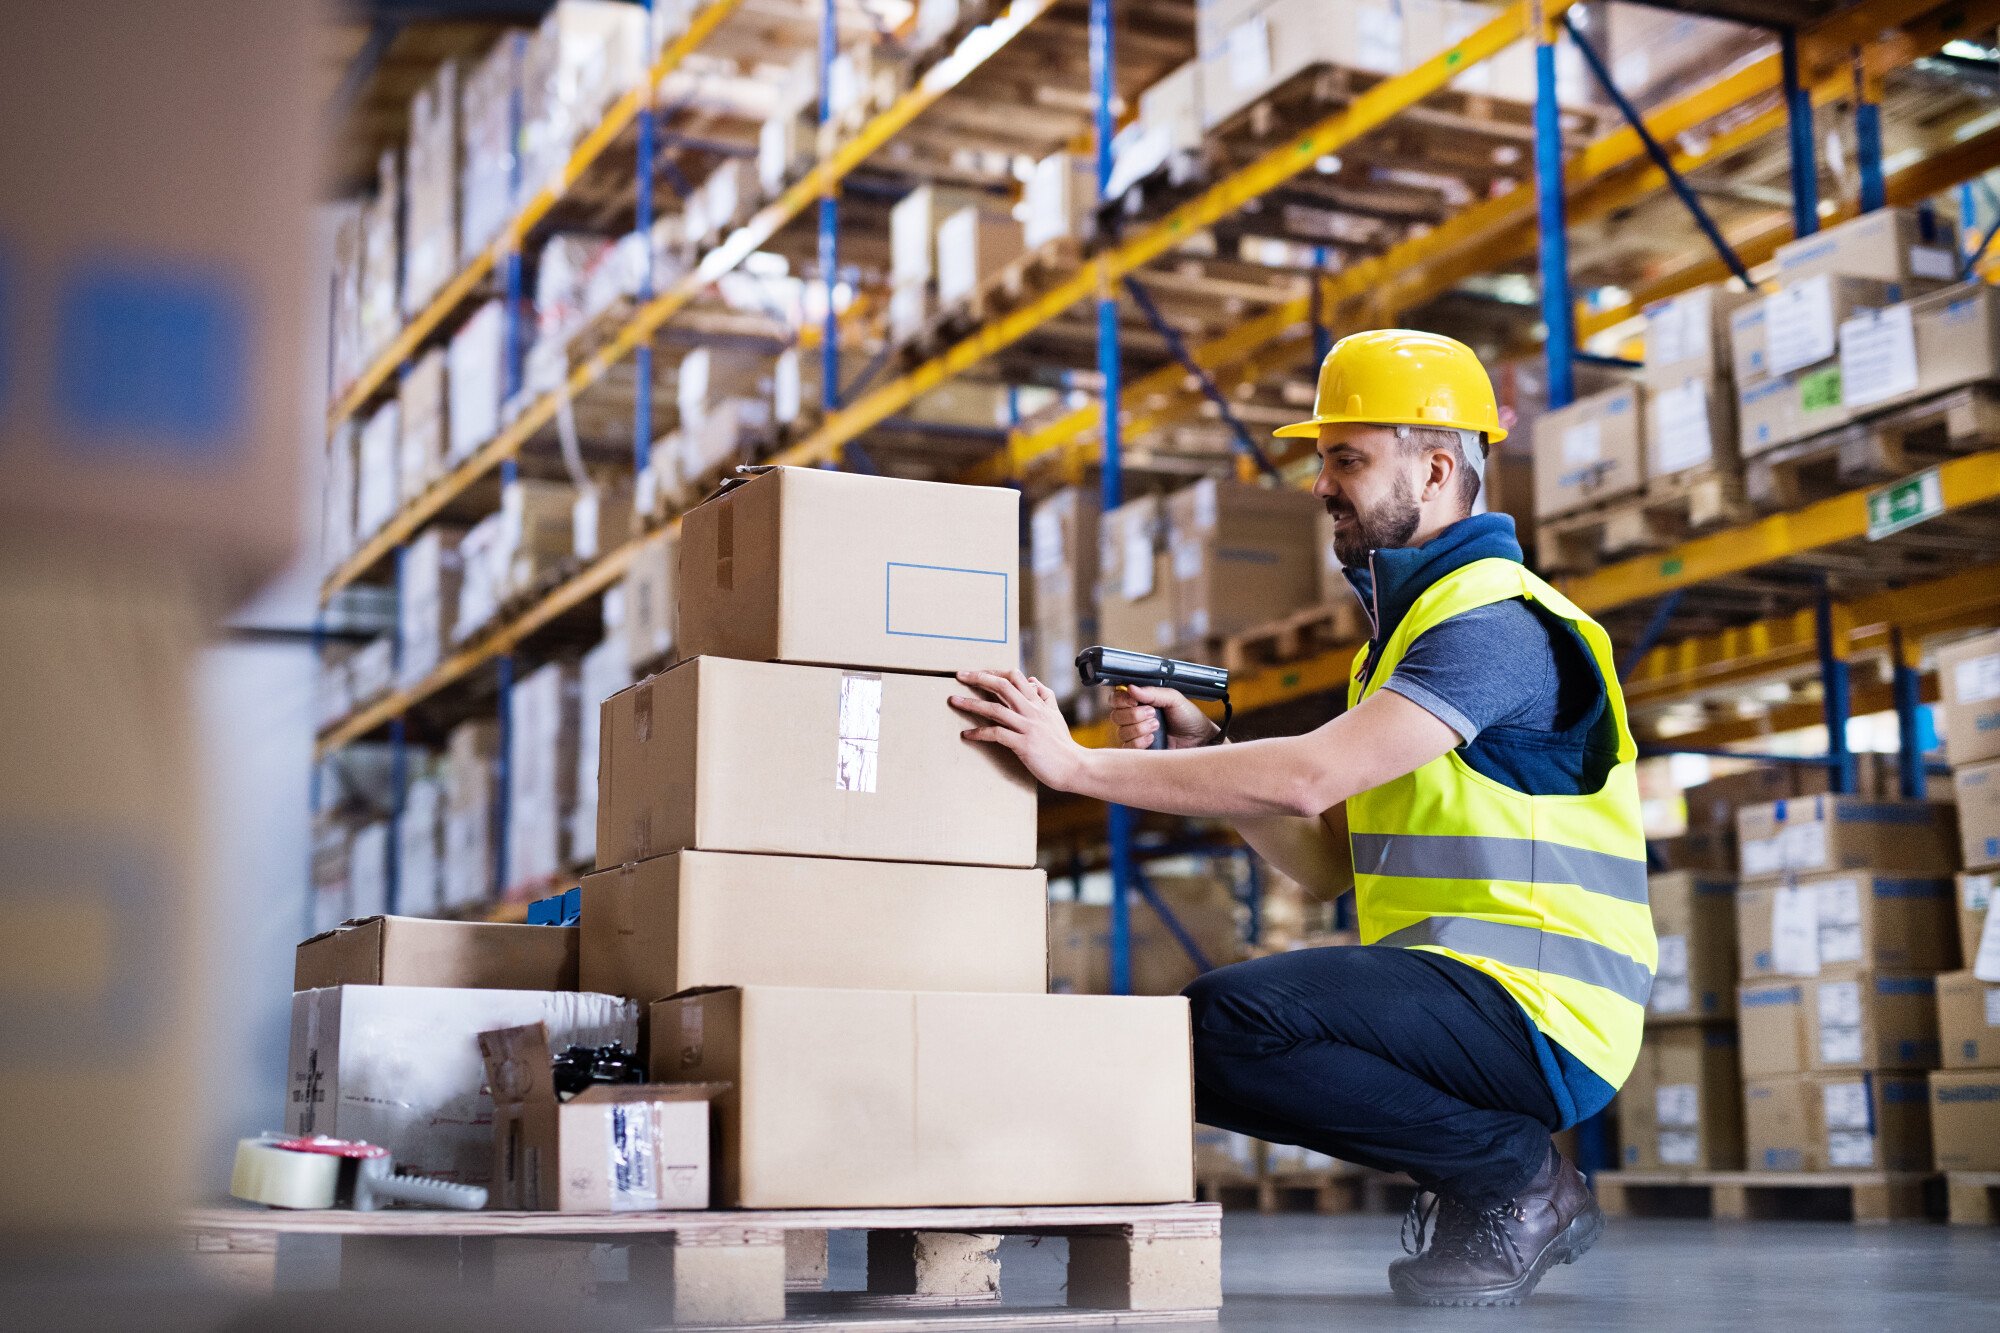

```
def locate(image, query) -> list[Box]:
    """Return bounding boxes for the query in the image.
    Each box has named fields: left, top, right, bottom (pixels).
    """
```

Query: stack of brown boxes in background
left=1932, top=629, right=2000, bottom=1173
left=1734, top=790, right=1959, bottom=1173
left=1027, top=487, right=1100, bottom=706
left=581, top=466, right=1195, bottom=1207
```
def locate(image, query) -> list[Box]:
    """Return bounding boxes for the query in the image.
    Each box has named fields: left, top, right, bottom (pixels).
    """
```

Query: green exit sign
left=1866, top=468, right=1944, bottom=541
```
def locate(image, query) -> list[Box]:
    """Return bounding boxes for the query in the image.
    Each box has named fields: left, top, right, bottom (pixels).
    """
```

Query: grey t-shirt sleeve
left=1380, top=599, right=1561, bottom=745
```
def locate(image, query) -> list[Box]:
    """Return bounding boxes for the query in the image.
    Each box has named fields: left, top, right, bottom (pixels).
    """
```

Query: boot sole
left=1389, top=1201, right=1606, bottom=1308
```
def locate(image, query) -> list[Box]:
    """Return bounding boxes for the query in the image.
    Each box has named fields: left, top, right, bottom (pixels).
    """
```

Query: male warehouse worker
left=951, top=330, right=1653, bottom=1309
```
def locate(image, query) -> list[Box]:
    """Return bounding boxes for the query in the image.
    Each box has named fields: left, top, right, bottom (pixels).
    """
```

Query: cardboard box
left=1643, top=282, right=1756, bottom=388
left=596, top=656, right=1037, bottom=869
left=651, top=987, right=1194, bottom=1207
left=1200, top=0, right=1404, bottom=130
left=1939, top=629, right=2000, bottom=767
left=1164, top=478, right=1321, bottom=645
left=1936, top=971, right=2000, bottom=1070
left=676, top=467, right=1020, bottom=675
left=1735, top=796, right=1959, bottom=884
left=448, top=299, right=506, bottom=461
left=398, top=526, right=464, bottom=690
left=1646, top=872, right=1737, bottom=1023
left=508, top=659, right=580, bottom=889
left=479, top=1022, right=718, bottom=1210
left=285, top=985, right=638, bottom=1185
left=1098, top=494, right=1179, bottom=654
left=580, top=851, right=1048, bottom=1002
left=1734, top=365, right=1849, bottom=457
left=1740, top=974, right=1940, bottom=1076
left=397, top=774, right=444, bottom=916
left=1929, top=1068, right=2000, bottom=1170
left=1028, top=489, right=1100, bottom=702
left=399, top=347, right=449, bottom=504
left=1737, top=873, right=1956, bottom=979
left=1649, top=827, right=1735, bottom=875
left=1909, top=281, right=2000, bottom=401
left=1772, top=206, right=1958, bottom=289
left=296, top=916, right=579, bottom=991
left=621, top=527, right=677, bottom=672
left=889, top=184, right=989, bottom=285
left=570, top=636, right=633, bottom=869
left=1959, top=872, right=1995, bottom=971
left=403, top=57, right=461, bottom=318
left=1533, top=383, right=1646, bottom=519
left=1617, top=1025, right=1743, bottom=1170
left=1728, top=275, right=1898, bottom=386
left=1024, top=150, right=1095, bottom=249
left=1953, top=759, right=2000, bottom=872
left=1744, top=1072, right=1932, bottom=1172
left=1645, top=371, right=1736, bottom=479
left=936, top=205, right=1025, bottom=308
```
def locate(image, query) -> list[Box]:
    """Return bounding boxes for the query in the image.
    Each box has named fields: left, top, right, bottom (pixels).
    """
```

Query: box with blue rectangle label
left=1745, top=1072, right=1932, bottom=1173
left=1952, top=758, right=2000, bottom=873
left=675, top=467, right=1020, bottom=675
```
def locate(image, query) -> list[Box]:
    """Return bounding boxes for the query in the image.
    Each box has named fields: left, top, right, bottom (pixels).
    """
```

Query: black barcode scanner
left=1075, top=645, right=1232, bottom=748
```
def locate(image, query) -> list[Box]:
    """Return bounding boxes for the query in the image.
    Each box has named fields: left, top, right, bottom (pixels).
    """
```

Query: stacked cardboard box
left=442, top=719, right=502, bottom=909
left=936, top=203, right=1024, bottom=312
left=460, top=33, right=521, bottom=258
left=1099, top=493, right=1179, bottom=656
left=584, top=466, right=1192, bottom=1207
left=330, top=200, right=369, bottom=398
left=516, top=1, right=646, bottom=198
left=1933, top=627, right=2000, bottom=1170
left=398, top=526, right=466, bottom=690
left=354, top=399, right=402, bottom=540
left=397, top=764, right=446, bottom=916
left=1533, top=380, right=1646, bottom=520
left=507, top=660, right=581, bottom=892
left=1943, top=630, right=2000, bottom=877
left=1024, top=151, right=1095, bottom=250
left=448, top=299, right=507, bottom=463
left=1198, top=0, right=1405, bottom=131
left=1642, top=284, right=1757, bottom=485
left=403, top=57, right=461, bottom=318
left=359, top=149, right=403, bottom=367
left=570, top=636, right=632, bottom=871
left=399, top=348, right=450, bottom=504
left=888, top=184, right=986, bottom=344
left=1734, top=793, right=1960, bottom=1173
left=322, top=421, right=359, bottom=577
left=1028, top=488, right=1099, bottom=703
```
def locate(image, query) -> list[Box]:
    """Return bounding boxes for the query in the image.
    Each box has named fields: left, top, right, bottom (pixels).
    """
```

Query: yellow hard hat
left=1273, top=329, right=1507, bottom=444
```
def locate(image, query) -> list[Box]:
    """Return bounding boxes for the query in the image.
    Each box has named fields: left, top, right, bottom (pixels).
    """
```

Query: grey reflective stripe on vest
left=1350, top=832, right=1649, bottom=905
left=1375, top=917, right=1654, bottom=1007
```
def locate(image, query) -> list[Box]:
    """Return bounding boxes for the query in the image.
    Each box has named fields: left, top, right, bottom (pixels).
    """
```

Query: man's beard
left=1326, top=472, right=1422, bottom=567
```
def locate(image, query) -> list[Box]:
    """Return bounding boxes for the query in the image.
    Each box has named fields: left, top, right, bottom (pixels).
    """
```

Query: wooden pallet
left=1745, top=384, right=2000, bottom=511
left=1195, top=1168, right=1403, bottom=1215
left=1220, top=603, right=1367, bottom=675
left=1592, top=1169, right=1941, bottom=1224
left=1945, top=1171, right=2000, bottom=1225
left=183, top=1202, right=1222, bottom=1328
left=1537, top=468, right=1750, bottom=574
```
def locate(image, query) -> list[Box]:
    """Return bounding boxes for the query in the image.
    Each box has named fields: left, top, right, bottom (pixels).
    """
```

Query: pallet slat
left=1592, top=1169, right=1941, bottom=1224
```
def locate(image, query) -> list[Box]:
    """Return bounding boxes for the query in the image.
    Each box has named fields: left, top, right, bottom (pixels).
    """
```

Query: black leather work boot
left=1387, top=1144, right=1604, bottom=1307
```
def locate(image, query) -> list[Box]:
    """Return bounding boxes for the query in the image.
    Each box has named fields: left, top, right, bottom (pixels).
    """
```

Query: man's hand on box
left=952, top=669, right=1087, bottom=792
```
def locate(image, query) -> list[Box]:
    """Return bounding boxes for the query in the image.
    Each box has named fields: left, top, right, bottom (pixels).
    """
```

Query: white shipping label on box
left=1658, top=1130, right=1700, bottom=1167
left=1839, top=305, right=1919, bottom=409
left=1561, top=419, right=1604, bottom=467
left=1976, top=899, right=2000, bottom=983
left=1772, top=885, right=1822, bottom=976
left=1122, top=526, right=1155, bottom=599
left=1357, top=8, right=1404, bottom=71
left=1656, top=1083, right=1700, bottom=1129
left=1815, top=878, right=1863, bottom=966
left=1818, top=980, right=1864, bottom=1064
left=1651, top=379, right=1714, bottom=474
left=835, top=672, right=882, bottom=793
left=1957, top=653, right=2000, bottom=706
left=1656, top=933, right=1689, bottom=979
left=1647, top=296, right=1709, bottom=368
left=1828, top=1130, right=1876, bottom=1168
left=1766, top=276, right=1838, bottom=375
left=1224, top=17, right=1272, bottom=93
left=1171, top=538, right=1203, bottom=581
left=1985, top=987, right=2000, bottom=1026
left=1822, top=1079, right=1872, bottom=1130
left=1031, top=509, right=1063, bottom=576
left=1911, top=245, right=1958, bottom=281
left=1650, top=977, right=1691, bottom=1015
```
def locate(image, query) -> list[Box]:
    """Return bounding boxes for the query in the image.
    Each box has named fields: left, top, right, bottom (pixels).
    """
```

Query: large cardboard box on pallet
left=1617, top=1024, right=1743, bottom=1170
left=1735, top=796, right=1959, bottom=885
left=1739, top=973, right=1940, bottom=1076
left=1533, top=383, right=1646, bottom=518
left=1939, top=628, right=2000, bottom=767
left=1098, top=494, right=1180, bottom=655
left=1953, top=759, right=2000, bottom=872
left=1937, top=971, right=2000, bottom=1070
left=1729, top=276, right=1899, bottom=455
left=1642, top=284, right=1758, bottom=479
left=1744, top=1071, right=1932, bottom=1172
left=1771, top=206, right=1959, bottom=290
left=1907, top=281, right=2000, bottom=400
left=650, top=986, right=1194, bottom=1207
left=1163, top=477, right=1321, bottom=646
left=596, top=657, right=1038, bottom=869
left=936, top=204, right=1025, bottom=310
left=1737, top=873, right=1957, bottom=980
left=1928, top=1069, right=2000, bottom=1170
left=676, top=468, right=1020, bottom=675
left=285, top=985, right=638, bottom=1186
left=295, top=916, right=580, bottom=991
left=1647, top=871, right=1737, bottom=1023
left=1198, top=0, right=1405, bottom=131
left=580, top=851, right=1048, bottom=1002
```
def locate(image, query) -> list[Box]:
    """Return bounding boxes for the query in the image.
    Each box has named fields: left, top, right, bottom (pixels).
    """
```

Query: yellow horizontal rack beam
left=324, top=0, right=754, bottom=432
left=320, top=0, right=1065, bottom=602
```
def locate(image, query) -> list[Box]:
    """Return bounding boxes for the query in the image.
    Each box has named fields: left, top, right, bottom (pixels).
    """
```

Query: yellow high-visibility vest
left=1346, top=557, right=1655, bottom=1087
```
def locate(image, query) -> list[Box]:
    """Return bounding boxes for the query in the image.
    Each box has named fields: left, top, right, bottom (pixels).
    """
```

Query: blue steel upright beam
left=819, top=0, right=841, bottom=414
left=1891, top=628, right=1927, bottom=800
left=1855, top=56, right=1886, bottom=215
left=1533, top=20, right=1576, bottom=411
left=1781, top=29, right=1820, bottom=239
left=1091, top=0, right=1134, bottom=998
left=635, top=2, right=658, bottom=474
left=1815, top=579, right=1857, bottom=795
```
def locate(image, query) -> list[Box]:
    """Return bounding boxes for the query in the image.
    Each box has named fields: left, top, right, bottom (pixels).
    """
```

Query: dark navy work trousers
left=1184, top=945, right=1559, bottom=1208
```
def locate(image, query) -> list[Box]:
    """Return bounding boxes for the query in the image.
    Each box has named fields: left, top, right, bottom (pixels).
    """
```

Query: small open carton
left=478, top=1021, right=728, bottom=1212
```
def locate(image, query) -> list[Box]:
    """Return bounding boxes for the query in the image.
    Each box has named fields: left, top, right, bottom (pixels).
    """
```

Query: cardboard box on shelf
left=676, top=345, right=766, bottom=433
left=1733, top=364, right=1848, bottom=457
left=295, top=916, right=580, bottom=991
left=1906, top=280, right=2000, bottom=400
left=571, top=480, right=634, bottom=564
left=1959, top=872, right=1995, bottom=971
left=1772, top=205, right=1959, bottom=290
left=1649, top=827, right=1735, bottom=875
left=650, top=986, right=1193, bottom=1207
left=596, top=657, right=1037, bottom=869
left=1098, top=494, right=1180, bottom=655
left=1024, top=150, right=1095, bottom=249
left=480, top=1022, right=718, bottom=1210
left=1644, top=371, right=1736, bottom=480
left=461, top=32, right=521, bottom=257
left=448, top=300, right=507, bottom=462
left=936, top=204, right=1025, bottom=309
left=1617, top=1024, right=1743, bottom=1170
left=1928, top=1068, right=2000, bottom=1170
left=581, top=852, right=1048, bottom=1003
left=1533, top=383, right=1646, bottom=519
left=620, top=527, right=677, bottom=673
left=399, top=348, right=449, bottom=504
left=1682, top=761, right=1882, bottom=833
left=398, top=526, right=465, bottom=690
left=1737, top=873, right=1957, bottom=980
left=508, top=660, right=580, bottom=889
left=397, top=774, right=445, bottom=916
left=676, top=468, right=1020, bottom=675
left=1728, top=275, right=1898, bottom=387
left=443, top=719, right=500, bottom=909
left=570, top=636, right=633, bottom=869
left=358, top=147, right=403, bottom=369
left=500, top=477, right=579, bottom=599
left=1200, top=0, right=1404, bottom=130
left=890, top=183, right=989, bottom=285
left=1163, top=477, right=1321, bottom=645
left=403, top=57, right=461, bottom=318
left=1936, top=971, right=2000, bottom=1070
left=1744, top=1071, right=1932, bottom=1172
left=1939, top=629, right=2000, bottom=767
left=1735, top=796, right=1958, bottom=884
left=1953, top=759, right=2000, bottom=872
left=1647, top=872, right=1737, bottom=1024
left=285, top=985, right=637, bottom=1185
left=1792, top=972, right=1940, bottom=1073
left=1643, top=282, right=1758, bottom=388
left=1029, top=489, right=1099, bottom=702
left=348, top=821, right=391, bottom=919
left=355, top=399, right=402, bottom=540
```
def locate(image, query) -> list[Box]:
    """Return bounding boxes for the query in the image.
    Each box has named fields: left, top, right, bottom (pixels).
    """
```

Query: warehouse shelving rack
left=316, top=0, right=2000, bottom=1047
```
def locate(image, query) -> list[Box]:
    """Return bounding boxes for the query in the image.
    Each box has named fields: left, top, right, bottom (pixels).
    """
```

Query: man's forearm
left=1232, top=812, right=1351, bottom=901
left=1067, top=734, right=1334, bottom=819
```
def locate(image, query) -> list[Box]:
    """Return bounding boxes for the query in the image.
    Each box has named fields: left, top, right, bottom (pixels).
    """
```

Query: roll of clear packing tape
left=229, top=1137, right=341, bottom=1209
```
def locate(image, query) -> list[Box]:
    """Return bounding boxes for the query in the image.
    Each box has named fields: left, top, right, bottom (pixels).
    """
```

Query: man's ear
left=1422, top=444, right=1455, bottom=503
